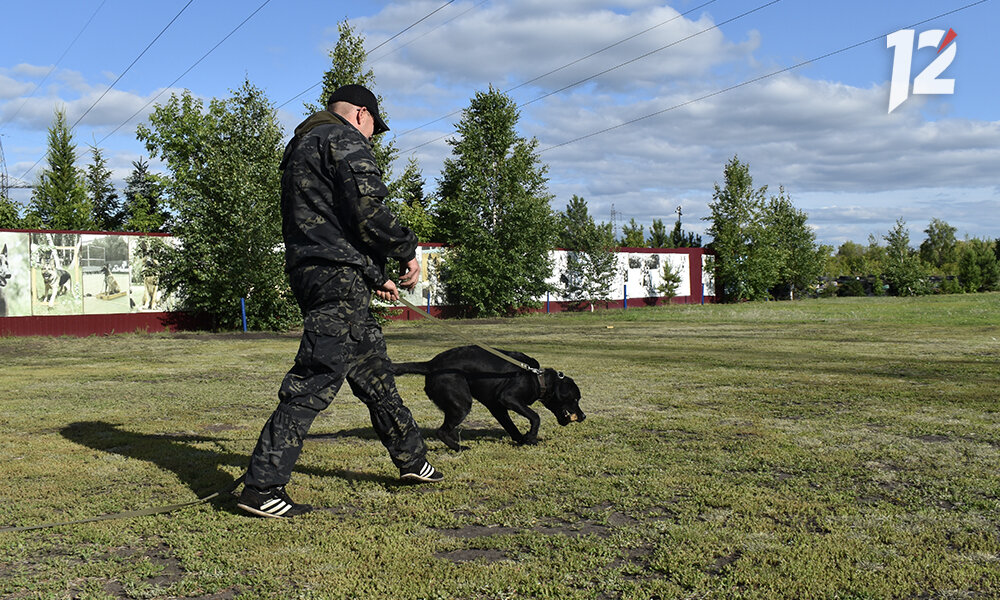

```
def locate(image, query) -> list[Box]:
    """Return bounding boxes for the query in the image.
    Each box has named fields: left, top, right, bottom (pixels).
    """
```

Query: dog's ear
left=2, top=244, right=6, bottom=254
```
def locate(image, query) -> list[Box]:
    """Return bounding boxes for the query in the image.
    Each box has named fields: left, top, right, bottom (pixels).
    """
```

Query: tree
left=27, top=108, right=93, bottom=230
left=435, top=87, right=557, bottom=316
left=766, top=188, right=823, bottom=300
left=122, top=158, right=169, bottom=233
left=882, top=219, right=927, bottom=296
left=0, top=194, right=23, bottom=228
left=558, top=195, right=619, bottom=309
left=703, top=156, right=780, bottom=302
left=86, top=145, right=123, bottom=231
left=919, top=218, right=958, bottom=274
left=385, top=156, right=436, bottom=242
left=137, top=80, right=297, bottom=330
left=649, top=219, right=668, bottom=248
left=307, top=20, right=400, bottom=200
left=620, top=218, right=646, bottom=247
left=668, top=209, right=702, bottom=248
left=957, top=238, right=1000, bottom=292
left=829, top=240, right=866, bottom=276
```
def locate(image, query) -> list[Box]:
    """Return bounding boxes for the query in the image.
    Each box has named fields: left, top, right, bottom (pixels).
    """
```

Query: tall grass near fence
left=1, top=294, right=998, bottom=599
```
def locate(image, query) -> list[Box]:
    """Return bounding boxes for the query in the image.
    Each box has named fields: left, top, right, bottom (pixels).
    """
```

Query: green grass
left=1, top=294, right=998, bottom=599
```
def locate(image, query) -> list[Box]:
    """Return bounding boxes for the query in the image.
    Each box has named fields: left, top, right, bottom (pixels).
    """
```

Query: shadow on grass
left=60, top=421, right=405, bottom=512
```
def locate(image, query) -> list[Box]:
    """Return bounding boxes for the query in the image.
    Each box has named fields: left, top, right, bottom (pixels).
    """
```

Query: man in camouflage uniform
left=238, top=84, right=442, bottom=519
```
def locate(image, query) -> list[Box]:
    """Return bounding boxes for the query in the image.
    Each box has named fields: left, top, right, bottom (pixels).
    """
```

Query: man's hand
left=375, top=279, right=399, bottom=302
left=397, top=257, right=420, bottom=290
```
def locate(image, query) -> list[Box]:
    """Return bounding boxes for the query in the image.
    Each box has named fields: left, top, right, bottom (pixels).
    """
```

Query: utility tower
left=1, top=135, right=33, bottom=199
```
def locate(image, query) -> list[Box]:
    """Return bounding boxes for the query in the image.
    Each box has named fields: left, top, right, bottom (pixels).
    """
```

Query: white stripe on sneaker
left=419, top=462, right=433, bottom=478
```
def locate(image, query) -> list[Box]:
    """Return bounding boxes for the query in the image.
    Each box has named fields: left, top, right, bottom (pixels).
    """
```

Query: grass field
left=1, top=294, right=998, bottom=600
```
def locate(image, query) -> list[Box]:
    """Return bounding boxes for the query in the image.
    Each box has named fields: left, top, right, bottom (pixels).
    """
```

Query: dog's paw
left=517, top=436, right=539, bottom=446
left=436, top=430, right=466, bottom=452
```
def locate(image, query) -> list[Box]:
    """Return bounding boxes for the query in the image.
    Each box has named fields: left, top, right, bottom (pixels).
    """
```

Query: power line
left=17, top=0, right=196, bottom=182
left=540, top=0, right=991, bottom=154
left=395, top=0, right=720, bottom=140
left=397, top=0, right=776, bottom=153
left=277, top=0, right=457, bottom=110
left=70, top=0, right=195, bottom=132
left=1, top=0, right=109, bottom=129
left=508, top=0, right=719, bottom=96
left=98, top=0, right=274, bottom=144
left=368, top=0, right=489, bottom=65
left=522, top=0, right=782, bottom=108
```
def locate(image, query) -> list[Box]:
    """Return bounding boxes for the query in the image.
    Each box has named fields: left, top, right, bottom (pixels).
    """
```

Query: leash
left=396, top=296, right=544, bottom=376
left=0, top=479, right=241, bottom=534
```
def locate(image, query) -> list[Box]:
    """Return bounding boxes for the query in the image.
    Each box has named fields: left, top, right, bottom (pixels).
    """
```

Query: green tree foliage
left=827, top=241, right=867, bottom=277
left=648, top=218, right=668, bottom=248
left=86, top=145, right=123, bottom=231
left=919, top=218, right=958, bottom=274
left=386, top=156, right=436, bottom=242
left=703, top=156, right=780, bottom=302
left=882, top=219, right=928, bottom=296
left=308, top=20, right=399, bottom=197
left=766, top=188, right=824, bottom=300
left=137, top=80, right=297, bottom=330
left=668, top=210, right=702, bottom=248
left=121, top=158, right=169, bottom=233
left=0, top=194, right=24, bottom=228
left=435, top=87, right=557, bottom=316
left=620, top=218, right=646, bottom=247
left=558, top=195, right=619, bottom=308
left=657, top=260, right=683, bottom=299
left=27, top=109, right=93, bottom=230
left=957, top=238, right=1000, bottom=292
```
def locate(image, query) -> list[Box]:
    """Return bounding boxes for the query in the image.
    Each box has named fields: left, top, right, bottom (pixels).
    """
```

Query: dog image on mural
left=0, top=232, right=32, bottom=317
left=101, top=264, right=122, bottom=295
left=29, top=233, right=83, bottom=315
left=129, top=236, right=173, bottom=312
left=40, top=267, right=73, bottom=306
left=0, top=244, right=10, bottom=317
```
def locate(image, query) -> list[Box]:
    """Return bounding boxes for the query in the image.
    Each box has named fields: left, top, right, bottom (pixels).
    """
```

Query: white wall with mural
left=0, top=230, right=178, bottom=318
left=3, top=230, right=713, bottom=320
left=398, top=245, right=712, bottom=309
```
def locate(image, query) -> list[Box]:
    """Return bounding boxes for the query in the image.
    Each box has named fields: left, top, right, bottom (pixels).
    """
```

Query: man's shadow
left=60, top=422, right=405, bottom=512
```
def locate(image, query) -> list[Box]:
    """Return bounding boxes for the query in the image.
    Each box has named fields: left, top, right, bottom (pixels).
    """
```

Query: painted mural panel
left=80, top=234, right=131, bottom=314
left=30, top=232, right=83, bottom=316
left=399, top=245, right=446, bottom=309
left=0, top=231, right=31, bottom=317
left=129, top=236, right=178, bottom=312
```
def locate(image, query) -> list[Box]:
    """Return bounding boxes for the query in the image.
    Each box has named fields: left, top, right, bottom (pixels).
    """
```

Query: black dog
left=393, top=345, right=585, bottom=450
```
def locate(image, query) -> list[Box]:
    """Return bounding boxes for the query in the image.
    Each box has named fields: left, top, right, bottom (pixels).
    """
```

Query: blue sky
left=1, top=0, right=997, bottom=247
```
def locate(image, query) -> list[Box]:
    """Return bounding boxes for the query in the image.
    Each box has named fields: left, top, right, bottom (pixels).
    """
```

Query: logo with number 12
left=887, top=28, right=957, bottom=113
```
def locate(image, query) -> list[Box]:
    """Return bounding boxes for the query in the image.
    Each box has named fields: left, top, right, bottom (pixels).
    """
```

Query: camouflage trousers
left=244, top=264, right=427, bottom=490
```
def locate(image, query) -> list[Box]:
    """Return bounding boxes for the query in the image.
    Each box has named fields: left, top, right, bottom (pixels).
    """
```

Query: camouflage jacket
left=279, top=111, right=416, bottom=287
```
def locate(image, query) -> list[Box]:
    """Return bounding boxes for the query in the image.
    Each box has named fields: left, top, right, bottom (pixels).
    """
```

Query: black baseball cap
left=327, top=84, right=389, bottom=135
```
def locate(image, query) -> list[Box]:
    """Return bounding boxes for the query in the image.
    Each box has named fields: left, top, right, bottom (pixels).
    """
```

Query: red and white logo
left=887, top=28, right=957, bottom=113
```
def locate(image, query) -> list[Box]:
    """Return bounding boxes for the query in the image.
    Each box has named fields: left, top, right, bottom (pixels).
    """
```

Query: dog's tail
left=391, top=361, right=432, bottom=376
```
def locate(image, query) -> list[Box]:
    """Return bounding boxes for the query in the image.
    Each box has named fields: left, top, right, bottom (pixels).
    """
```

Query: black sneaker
left=237, top=485, right=313, bottom=519
left=400, top=461, right=444, bottom=483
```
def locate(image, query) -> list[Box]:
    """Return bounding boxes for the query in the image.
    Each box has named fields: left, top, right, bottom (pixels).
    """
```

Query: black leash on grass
left=2, top=297, right=537, bottom=534
left=0, top=478, right=242, bottom=533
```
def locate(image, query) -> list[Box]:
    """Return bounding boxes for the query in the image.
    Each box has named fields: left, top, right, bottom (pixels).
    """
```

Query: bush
left=837, top=278, right=866, bottom=297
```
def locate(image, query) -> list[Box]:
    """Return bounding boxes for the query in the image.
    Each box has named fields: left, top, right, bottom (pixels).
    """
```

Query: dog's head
left=0, top=244, right=10, bottom=288
left=540, top=369, right=585, bottom=426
